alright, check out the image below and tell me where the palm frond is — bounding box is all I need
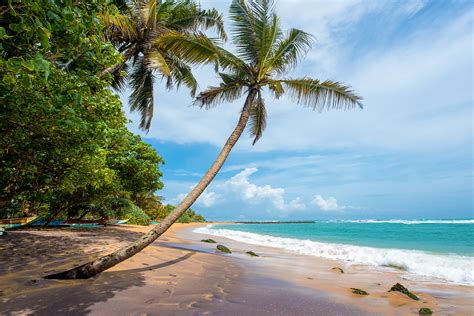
[257,13,281,80]
[143,0,158,30]
[145,50,171,76]
[275,78,363,111]
[219,71,247,85]
[158,32,220,65]
[165,55,198,96]
[266,28,313,74]
[100,11,138,42]
[249,90,267,144]
[129,56,155,130]
[229,0,260,63]
[194,83,245,109]
[171,7,228,41]
[268,79,284,99]
[111,62,129,91]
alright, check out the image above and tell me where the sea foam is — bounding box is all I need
[194,225,474,285]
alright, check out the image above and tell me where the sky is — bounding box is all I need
[123,0,473,221]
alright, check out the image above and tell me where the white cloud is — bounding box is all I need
[223,168,306,211]
[287,197,307,211]
[198,191,217,207]
[312,195,345,211]
[173,189,218,207]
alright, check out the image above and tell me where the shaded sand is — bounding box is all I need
[0,223,472,315]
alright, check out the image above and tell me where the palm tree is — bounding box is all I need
[45,0,362,280]
[102,0,227,130]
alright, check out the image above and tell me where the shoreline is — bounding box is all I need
[1,223,472,315]
[182,222,473,315]
[193,222,473,286]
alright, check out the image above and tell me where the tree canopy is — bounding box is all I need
[0,0,174,223]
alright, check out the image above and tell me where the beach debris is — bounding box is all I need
[201,239,217,243]
[419,307,433,315]
[388,283,419,300]
[350,288,369,295]
[246,251,259,257]
[332,267,344,273]
[216,244,232,254]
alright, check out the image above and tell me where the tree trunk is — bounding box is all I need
[45,89,258,280]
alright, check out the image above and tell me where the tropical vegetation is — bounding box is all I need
[45,0,362,280]
[102,0,226,130]
[0,0,206,225]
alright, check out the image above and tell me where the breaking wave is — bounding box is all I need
[194,225,474,285]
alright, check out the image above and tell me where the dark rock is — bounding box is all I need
[388,283,419,301]
[216,244,232,254]
[201,239,217,243]
[246,251,259,257]
[332,267,344,273]
[350,288,369,295]
[419,307,433,315]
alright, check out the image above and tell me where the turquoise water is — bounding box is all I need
[214,220,474,256]
[196,220,474,284]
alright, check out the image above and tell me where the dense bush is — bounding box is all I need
[124,205,152,226]
[0,0,163,221]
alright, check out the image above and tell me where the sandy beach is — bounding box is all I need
[1,223,472,315]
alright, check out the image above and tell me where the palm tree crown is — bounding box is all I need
[103,0,227,130]
[168,0,362,144]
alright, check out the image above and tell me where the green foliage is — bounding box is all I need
[145,203,205,223]
[104,0,227,130]
[0,0,164,222]
[123,204,151,226]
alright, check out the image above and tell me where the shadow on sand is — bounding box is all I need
[0,228,195,315]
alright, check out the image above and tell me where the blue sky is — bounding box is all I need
[124,0,473,221]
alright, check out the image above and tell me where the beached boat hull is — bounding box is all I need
[0,216,37,229]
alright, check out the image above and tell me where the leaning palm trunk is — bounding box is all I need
[45,90,257,279]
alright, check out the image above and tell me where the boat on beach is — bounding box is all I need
[63,218,107,226]
[0,216,38,229]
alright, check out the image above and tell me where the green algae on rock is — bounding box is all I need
[201,239,217,243]
[216,245,232,254]
[419,307,433,315]
[350,288,369,295]
[389,283,419,300]
[246,251,259,257]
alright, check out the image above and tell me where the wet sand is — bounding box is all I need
[0,223,472,315]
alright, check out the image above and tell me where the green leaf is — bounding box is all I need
[39,27,51,49]
[31,54,50,80]
[0,27,12,40]
[2,75,16,85]
[6,57,24,71]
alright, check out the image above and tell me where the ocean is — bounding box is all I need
[194,220,474,285]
